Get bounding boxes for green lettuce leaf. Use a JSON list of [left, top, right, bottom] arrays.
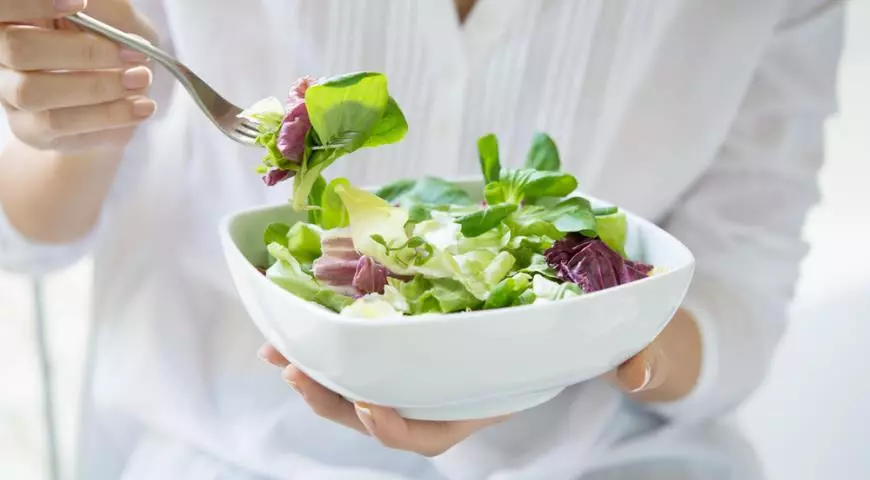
[[595, 210, 628, 258], [525, 133, 560, 171], [321, 178, 351, 230], [478, 133, 501, 184], [456, 203, 518, 238], [484, 273, 532, 309], [286, 223, 322, 266]]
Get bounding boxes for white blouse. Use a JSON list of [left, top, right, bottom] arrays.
[[0, 0, 845, 478]]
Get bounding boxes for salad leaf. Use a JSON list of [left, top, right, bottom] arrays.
[[483, 251, 516, 287], [305, 72, 389, 152], [315, 289, 355, 312], [363, 97, 409, 148], [544, 235, 653, 293], [286, 223, 323, 266], [321, 178, 351, 230], [341, 295, 404, 318], [532, 275, 582, 302], [266, 243, 322, 301], [389, 277, 441, 315], [595, 210, 628, 258], [378, 177, 473, 208], [592, 206, 618, 216], [478, 133, 501, 184], [333, 182, 411, 272], [522, 254, 560, 280], [456, 203, 518, 238], [429, 278, 483, 313], [375, 179, 417, 203], [499, 168, 578, 203], [263, 222, 291, 248], [484, 273, 532, 309], [288, 72, 407, 211], [307, 175, 328, 225], [525, 133, 560, 171], [483, 182, 506, 205]]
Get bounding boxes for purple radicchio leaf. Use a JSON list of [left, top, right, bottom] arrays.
[[544, 234, 653, 293], [262, 168, 295, 186], [276, 76, 317, 163], [312, 235, 360, 296], [352, 256, 389, 295]]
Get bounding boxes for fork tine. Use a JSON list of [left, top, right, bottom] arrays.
[[238, 121, 261, 137]]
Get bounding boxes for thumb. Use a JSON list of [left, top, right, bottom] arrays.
[[614, 345, 667, 394]]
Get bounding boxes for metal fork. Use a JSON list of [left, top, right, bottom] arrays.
[[65, 13, 261, 146]]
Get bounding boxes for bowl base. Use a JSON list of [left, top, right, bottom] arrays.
[[390, 387, 565, 421]]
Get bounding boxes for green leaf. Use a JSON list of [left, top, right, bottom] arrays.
[[286, 223, 322, 266], [483, 182, 506, 205], [477, 134, 501, 184], [321, 178, 351, 229], [525, 133, 560, 171], [522, 254, 560, 280], [456, 203, 518, 238], [407, 205, 433, 223], [266, 243, 321, 301], [363, 96, 409, 148], [429, 278, 484, 313], [482, 251, 516, 287], [389, 277, 441, 315], [305, 72, 390, 153], [484, 273, 532, 309], [596, 211, 628, 258], [313, 289, 355, 312], [546, 197, 597, 234], [592, 206, 618, 216], [498, 169, 578, 204], [306, 175, 328, 225], [375, 179, 417, 203], [263, 222, 291, 248]]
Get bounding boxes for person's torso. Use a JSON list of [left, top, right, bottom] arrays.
[[79, 1, 785, 478]]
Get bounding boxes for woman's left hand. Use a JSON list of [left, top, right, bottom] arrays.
[[257, 309, 701, 456], [257, 343, 508, 457]]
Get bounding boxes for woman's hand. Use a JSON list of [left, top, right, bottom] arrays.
[[608, 308, 703, 403], [0, 0, 158, 153], [258, 344, 508, 457], [257, 309, 702, 456]]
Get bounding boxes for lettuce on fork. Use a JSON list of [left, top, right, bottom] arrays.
[[249, 71, 655, 318]]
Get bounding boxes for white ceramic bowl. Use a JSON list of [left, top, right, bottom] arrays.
[[219, 180, 695, 421]]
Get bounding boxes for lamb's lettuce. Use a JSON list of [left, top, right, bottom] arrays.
[[525, 133, 560, 171], [478, 133, 501, 184]]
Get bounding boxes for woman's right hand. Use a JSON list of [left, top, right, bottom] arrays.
[[0, 0, 158, 153]]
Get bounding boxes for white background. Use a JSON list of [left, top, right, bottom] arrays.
[[1, 3, 867, 479]]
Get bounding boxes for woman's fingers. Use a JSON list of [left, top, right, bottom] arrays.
[[614, 344, 668, 394], [282, 365, 370, 435], [0, 66, 152, 112], [7, 95, 156, 145], [256, 343, 290, 368], [354, 404, 506, 457], [0, 24, 147, 72], [0, 0, 85, 23]]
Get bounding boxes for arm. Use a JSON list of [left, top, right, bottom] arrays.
[[638, 0, 846, 420], [0, 0, 176, 274]]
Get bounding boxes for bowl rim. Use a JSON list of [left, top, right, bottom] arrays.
[[219, 178, 695, 327]]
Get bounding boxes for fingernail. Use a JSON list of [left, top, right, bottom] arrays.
[[628, 363, 652, 393], [120, 48, 149, 64], [54, 0, 87, 12], [256, 344, 270, 363], [131, 99, 156, 118], [123, 67, 152, 90], [355, 404, 375, 431]]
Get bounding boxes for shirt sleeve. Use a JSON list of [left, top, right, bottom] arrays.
[[644, 0, 846, 421], [0, 0, 176, 276]]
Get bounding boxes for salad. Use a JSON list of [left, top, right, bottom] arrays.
[[239, 72, 654, 319]]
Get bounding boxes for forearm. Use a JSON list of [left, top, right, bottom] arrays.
[[0, 137, 125, 244]]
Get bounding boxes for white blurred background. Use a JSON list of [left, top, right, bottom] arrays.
[[1, 3, 868, 479]]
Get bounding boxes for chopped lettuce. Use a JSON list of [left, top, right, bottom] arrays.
[[250, 85, 657, 317]]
